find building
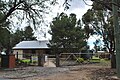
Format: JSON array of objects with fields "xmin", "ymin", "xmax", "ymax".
[{"xmin": 13, "ymin": 40, "xmax": 50, "ymax": 59}]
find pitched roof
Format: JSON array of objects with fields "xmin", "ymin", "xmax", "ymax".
[{"xmin": 13, "ymin": 40, "xmax": 49, "ymax": 49}]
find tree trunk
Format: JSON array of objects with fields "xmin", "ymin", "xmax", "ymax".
[
  {"xmin": 111, "ymin": 52, "xmax": 116, "ymax": 69},
  {"xmin": 56, "ymin": 53, "xmax": 60, "ymax": 67}
]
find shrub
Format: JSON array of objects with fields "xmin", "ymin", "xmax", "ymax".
[
  {"xmin": 92, "ymin": 56, "xmax": 100, "ymax": 60},
  {"xmin": 32, "ymin": 61, "xmax": 37, "ymax": 64},
  {"xmin": 16, "ymin": 59, "xmax": 31, "ymax": 66},
  {"xmin": 76, "ymin": 58, "xmax": 84, "ymax": 63},
  {"xmin": 21, "ymin": 59, "xmax": 31, "ymax": 64}
]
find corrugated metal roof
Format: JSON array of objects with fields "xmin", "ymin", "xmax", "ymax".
[{"xmin": 13, "ymin": 40, "xmax": 49, "ymax": 49}]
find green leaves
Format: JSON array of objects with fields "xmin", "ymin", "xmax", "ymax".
[
  {"xmin": 82, "ymin": 0, "xmax": 115, "ymax": 54},
  {"xmin": 11, "ymin": 26, "xmax": 36, "ymax": 47},
  {"xmin": 24, "ymin": 26, "xmax": 36, "ymax": 40},
  {"xmin": 49, "ymin": 12, "xmax": 87, "ymax": 53},
  {"xmin": 0, "ymin": 27, "xmax": 10, "ymax": 50},
  {"xmin": 82, "ymin": 9, "xmax": 94, "ymax": 24},
  {"xmin": 0, "ymin": 0, "xmax": 56, "ymax": 28}
]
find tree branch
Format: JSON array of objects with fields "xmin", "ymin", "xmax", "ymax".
[{"xmin": 0, "ymin": 0, "xmax": 24, "ymax": 23}]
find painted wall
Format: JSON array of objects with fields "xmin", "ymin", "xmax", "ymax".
[{"xmin": 13, "ymin": 50, "xmax": 23, "ymax": 59}]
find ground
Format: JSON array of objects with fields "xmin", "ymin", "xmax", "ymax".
[
  {"xmin": 0, "ymin": 61, "xmax": 119, "ymax": 80},
  {"xmin": 30, "ymin": 65, "xmax": 117, "ymax": 80}
]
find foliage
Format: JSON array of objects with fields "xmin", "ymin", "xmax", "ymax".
[
  {"xmin": 92, "ymin": 56, "xmax": 100, "ymax": 60},
  {"xmin": 82, "ymin": 3, "xmax": 114, "ymax": 54},
  {"xmin": 76, "ymin": 58, "xmax": 84, "ymax": 63},
  {"xmin": 0, "ymin": 24, "xmax": 36, "ymax": 53},
  {"xmin": 63, "ymin": 0, "xmax": 116, "ymax": 68},
  {"xmin": 48, "ymin": 12, "xmax": 87, "ymax": 53},
  {"xmin": 11, "ymin": 25, "xmax": 36, "ymax": 47},
  {"xmin": 0, "ymin": 0, "xmax": 56, "ymax": 53},
  {"xmin": 82, "ymin": 1, "xmax": 116, "ymax": 68},
  {"xmin": 88, "ymin": 56, "xmax": 100, "ymax": 63},
  {"xmin": 93, "ymin": 39, "xmax": 101, "ymax": 52},
  {"xmin": 23, "ymin": 26, "xmax": 36, "ymax": 40},
  {"xmin": 0, "ymin": 0, "xmax": 57, "ymax": 28},
  {"xmin": 32, "ymin": 61, "xmax": 37, "ymax": 64},
  {"xmin": 17, "ymin": 59, "xmax": 31, "ymax": 66},
  {"xmin": 0, "ymin": 27, "xmax": 11, "ymax": 52},
  {"xmin": 21, "ymin": 59, "xmax": 31, "ymax": 63},
  {"xmin": 62, "ymin": 0, "xmax": 115, "ymax": 53},
  {"xmin": 11, "ymin": 29, "xmax": 24, "ymax": 46}
]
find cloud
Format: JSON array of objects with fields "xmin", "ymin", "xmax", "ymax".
[
  {"xmin": 37, "ymin": 0, "xmax": 93, "ymax": 40},
  {"xmin": 45, "ymin": 0, "xmax": 92, "ymax": 21},
  {"xmin": 66, "ymin": 0, "xmax": 93, "ymax": 19},
  {"xmin": 69, "ymin": 0, "xmax": 85, "ymax": 10}
]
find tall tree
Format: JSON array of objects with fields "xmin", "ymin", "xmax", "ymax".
[
  {"xmin": 49, "ymin": 12, "xmax": 87, "ymax": 52},
  {"xmin": 82, "ymin": 4, "xmax": 116, "ymax": 68},
  {"xmin": 0, "ymin": 27, "xmax": 11, "ymax": 53},
  {"xmin": 0, "ymin": 0, "xmax": 57, "ymax": 27},
  {"xmin": 90, "ymin": 0, "xmax": 120, "ymax": 11},
  {"xmin": 11, "ymin": 28, "xmax": 23, "ymax": 47},
  {"xmin": 48, "ymin": 12, "xmax": 87, "ymax": 66},
  {"xmin": 11, "ymin": 26, "xmax": 36, "ymax": 48},
  {"xmin": 0, "ymin": 0, "xmax": 57, "ymax": 53},
  {"xmin": 0, "ymin": 13, "xmax": 11, "ymax": 53},
  {"xmin": 23, "ymin": 26, "xmax": 36, "ymax": 40}
]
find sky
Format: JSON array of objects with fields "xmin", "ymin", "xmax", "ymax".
[
  {"xmin": 36, "ymin": 0, "xmax": 96, "ymax": 49},
  {"xmin": 8, "ymin": 0, "xmax": 98, "ymax": 50},
  {"xmin": 6, "ymin": 0, "xmax": 102, "ymax": 50},
  {"xmin": 36, "ymin": 0, "xmax": 93, "ymax": 39}
]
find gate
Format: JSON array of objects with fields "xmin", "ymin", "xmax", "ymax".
[{"xmin": 59, "ymin": 53, "xmax": 93, "ymax": 66}]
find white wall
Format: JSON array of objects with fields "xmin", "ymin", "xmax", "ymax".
[{"xmin": 13, "ymin": 50, "xmax": 23, "ymax": 59}]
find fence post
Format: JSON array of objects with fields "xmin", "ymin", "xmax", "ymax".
[
  {"xmin": 16, "ymin": 52, "xmax": 18, "ymax": 64},
  {"xmin": 38, "ymin": 54, "xmax": 45, "ymax": 66},
  {"xmin": 56, "ymin": 53, "xmax": 60, "ymax": 67}
]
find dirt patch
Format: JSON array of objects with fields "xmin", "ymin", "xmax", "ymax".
[
  {"xmin": 25, "ymin": 64, "xmax": 118, "ymax": 80},
  {"xmin": 0, "ymin": 63, "xmax": 119, "ymax": 80}
]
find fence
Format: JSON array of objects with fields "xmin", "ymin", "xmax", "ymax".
[
  {"xmin": 59, "ymin": 53, "xmax": 93, "ymax": 66},
  {"xmin": 13, "ymin": 52, "xmax": 110, "ymax": 67}
]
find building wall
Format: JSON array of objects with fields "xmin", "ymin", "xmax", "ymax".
[
  {"xmin": 13, "ymin": 49, "xmax": 47, "ymax": 60},
  {"xmin": 36, "ymin": 50, "xmax": 45, "ymax": 55},
  {"xmin": 13, "ymin": 50, "xmax": 23, "ymax": 59}
]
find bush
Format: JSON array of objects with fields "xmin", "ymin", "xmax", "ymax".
[
  {"xmin": 92, "ymin": 56, "xmax": 100, "ymax": 60},
  {"xmin": 89, "ymin": 56, "xmax": 101, "ymax": 63},
  {"xmin": 32, "ymin": 61, "xmax": 37, "ymax": 64},
  {"xmin": 76, "ymin": 58, "xmax": 84, "ymax": 63},
  {"xmin": 16, "ymin": 59, "xmax": 31, "ymax": 66}
]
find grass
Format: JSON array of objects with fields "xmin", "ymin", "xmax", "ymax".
[
  {"xmin": 89, "ymin": 59, "xmax": 100, "ymax": 63},
  {"xmin": 89, "ymin": 56, "xmax": 110, "ymax": 63},
  {"xmin": 89, "ymin": 56, "xmax": 101, "ymax": 63},
  {"xmin": 92, "ymin": 56, "xmax": 100, "ymax": 60},
  {"xmin": 20, "ymin": 59, "xmax": 31, "ymax": 63},
  {"xmin": 88, "ymin": 56, "xmax": 110, "ymax": 66},
  {"xmin": 98, "ymin": 59, "xmax": 110, "ymax": 66},
  {"xmin": 20, "ymin": 59, "xmax": 38, "ymax": 64}
]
